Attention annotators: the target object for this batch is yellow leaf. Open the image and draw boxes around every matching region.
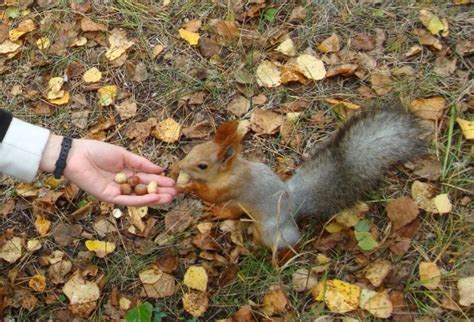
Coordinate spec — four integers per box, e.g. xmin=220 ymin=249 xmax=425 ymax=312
xmin=83 ymin=67 xmax=102 ymax=83
xmin=325 ymin=222 xmax=345 ymax=233
xmin=46 ymin=77 xmax=65 ymax=100
xmin=365 ymin=259 xmax=392 ymax=287
xmin=256 ymin=60 xmax=281 ymax=88
xmin=26 ymin=239 xmax=42 ymax=252
xmin=105 ymin=29 xmax=134 ymax=61
xmin=29 ymin=274 xmax=46 ymax=292
xmin=419 ymin=261 xmax=441 ymax=290
xmin=364 ymin=291 xmax=393 ymax=318
xmin=154 ymin=118 xmax=181 ymax=143
xmin=139 ymin=268 xmax=163 ymax=284
xmin=36 ymin=37 xmax=50 ymax=50
xmin=419 ymin=10 xmax=448 ymax=37
xmin=275 ymin=38 xmax=296 ymax=56
xmin=295 ymin=54 xmax=326 ymax=80
xmin=326 ymin=98 xmax=361 ymax=111
xmin=44 ymin=176 xmax=64 ymax=189
xmin=178 ymin=28 xmax=200 ymax=45
xmin=0 ymin=40 xmax=22 ymax=54
xmin=49 ymin=91 xmax=70 ymax=105
xmin=410 ymin=96 xmax=447 ymax=120
xmin=262 ymin=285 xmax=288 ymax=316
xmin=433 ymin=193 xmax=452 ymax=214
xmin=312 ymin=280 xmax=360 ymax=313
xmin=457 ymin=118 xmax=474 ymax=140
xmin=0 ymin=237 xmax=24 ymax=264
xmin=182 ymin=291 xmax=208 ymax=317
xmin=72 ymin=36 xmax=87 ymax=47
xmin=16 ymin=182 xmax=39 ymax=197
xmin=317 ymin=33 xmax=341 ymax=53
xmin=34 ymin=216 xmax=51 ymax=237
xmin=458 ymin=276 xmax=474 ymax=306
xmin=98 ymin=85 xmax=117 ymax=106
xmin=183 ymin=266 xmax=208 ymax=291
xmin=85 ymin=240 xmax=116 ymax=258
xmin=9 ymin=19 xmax=36 ymax=41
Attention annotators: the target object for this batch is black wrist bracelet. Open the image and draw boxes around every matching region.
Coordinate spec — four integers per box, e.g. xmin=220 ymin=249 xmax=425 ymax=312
xmin=53 ymin=137 xmax=73 ymax=179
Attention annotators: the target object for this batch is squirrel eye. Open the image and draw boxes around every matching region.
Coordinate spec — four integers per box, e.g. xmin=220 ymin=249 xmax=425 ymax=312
xmin=198 ymin=163 xmax=208 ymax=170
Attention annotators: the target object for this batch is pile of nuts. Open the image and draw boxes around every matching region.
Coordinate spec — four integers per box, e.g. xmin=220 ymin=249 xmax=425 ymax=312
xmin=114 ymin=172 xmax=158 ymax=195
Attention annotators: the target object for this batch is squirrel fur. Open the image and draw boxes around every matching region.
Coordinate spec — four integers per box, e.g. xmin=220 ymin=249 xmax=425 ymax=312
xmin=174 ymin=108 xmax=426 ymax=250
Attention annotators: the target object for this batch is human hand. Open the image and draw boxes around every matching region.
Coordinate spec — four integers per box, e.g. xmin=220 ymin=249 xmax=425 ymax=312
xmin=40 ymin=135 xmax=176 ymax=206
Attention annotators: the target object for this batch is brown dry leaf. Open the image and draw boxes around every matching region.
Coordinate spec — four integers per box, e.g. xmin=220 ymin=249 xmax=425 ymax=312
xmin=390 ymin=236 xmax=412 ymax=256
xmin=326 ymin=64 xmax=358 ymax=78
xmin=419 ymin=261 xmax=441 ymax=290
xmin=125 ymin=61 xmax=148 ymax=82
xmin=116 ymin=98 xmax=137 ymax=120
xmin=0 ymin=237 xmax=24 ymax=263
xmin=256 ymin=60 xmax=281 ymax=88
xmin=178 ymin=28 xmax=200 ymax=46
xmin=29 ymin=274 xmax=46 ymax=292
xmin=413 ymin=156 xmax=441 ymax=181
xmin=85 ymin=240 xmax=116 ymax=258
xmin=458 ymin=276 xmax=474 ymax=306
xmin=434 ymin=57 xmax=457 ymax=77
xmin=351 ymin=33 xmax=376 ymax=51
xmin=326 ymin=98 xmax=361 ymax=111
xmin=141 ymin=270 xmax=176 ymax=298
xmin=410 ymin=96 xmax=447 ymax=120
xmin=164 ymin=204 xmax=194 ymax=233
xmin=312 ymin=279 xmax=360 ymax=313
xmin=0 ymin=199 xmax=15 ymax=216
xmin=411 ymin=180 xmax=437 ymax=213
xmin=295 ymin=54 xmax=326 ymax=80
xmin=80 ymin=17 xmax=107 ymax=32
xmin=457 ymin=118 xmax=474 ymax=140
xmin=289 ymin=5 xmax=306 ymax=21
xmin=183 ymin=266 xmax=208 ymax=292
xmin=233 ymin=305 xmax=255 ymax=322
xmin=405 ymin=45 xmax=423 ymax=58
xmin=63 ymin=272 xmax=100 ymax=305
xmin=215 ymin=20 xmax=240 ymax=39
xmin=182 ymin=291 xmax=208 ymax=317
xmin=250 ymin=108 xmax=284 ymax=135
xmin=188 ymin=91 xmax=206 ymax=105
xmin=280 ymin=65 xmax=309 ymax=85
xmin=370 ymin=68 xmax=392 ymax=96
xmin=83 ymin=67 xmax=102 ymax=83
xmin=139 ymin=267 xmax=163 ymax=284
xmin=456 ymin=39 xmax=474 ymax=56
xmin=365 ymin=259 xmax=392 ymax=287
xmin=16 ymin=183 xmax=39 ymax=197
xmin=0 ymin=23 xmax=8 ymax=43
xmin=292 ymin=268 xmax=318 ymax=292
xmin=70 ymin=0 xmax=92 ymax=13
xmin=182 ymin=121 xmax=212 ymax=139
xmin=34 ymin=216 xmax=51 ymax=237
xmin=9 ymin=19 xmax=36 ymax=42
xmin=415 ymin=29 xmax=442 ymax=51
xmin=317 ymin=34 xmax=341 ymax=53
xmin=275 ymin=38 xmax=296 ymax=56
xmin=48 ymin=260 xmax=73 ymax=284
xmin=183 ymin=19 xmax=201 ymax=33
xmin=386 ymin=197 xmax=420 ymax=230
xmin=156 ymin=253 xmax=179 ymax=273
xmin=419 ymin=10 xmax=448 ymax=37
xmin=227 ymin=95 xmax=250 ymax=117
xmin=154 ymin=118 xmax=181 ymax=143
xmin=97 ymin=85 xmax=117 ymax=106
xmin=126 ymin=118 xmax=155 ymax=142
xmin=364 ymin=291 xmax=393 ymax=319
xmin=0 ymin=40 xmax=22 ymax=54
xmin=199 ymin=37 xmax=220 ymax=57
xmin=219 ymin=220 xmax=244 ymax=246
xmin=105 ymin=29 xmax=134 ymax=61
xmin=93 ymin=218 xmax=116 ymax=238
xmin=262 ymin=285 xmax=288 ymax=316
xmin=152 ymin=44 xmax=164 ymax=58
xmin=51 ymin=222 xmax=82 ymax=246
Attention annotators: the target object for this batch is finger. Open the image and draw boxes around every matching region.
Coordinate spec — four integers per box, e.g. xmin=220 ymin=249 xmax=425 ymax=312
xmin=157 ymin=187 xmax=177 ymax=196
xmin=124 ymin=151 xmax=163 ymax=174
xmin=112 ymin=193 xmax=174 ymax=207
xmin=134 ymin=173 xmax=176 ymax=187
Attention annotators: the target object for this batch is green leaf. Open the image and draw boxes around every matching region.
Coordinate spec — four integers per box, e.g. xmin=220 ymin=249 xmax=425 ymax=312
xmin=152 ymin=307 xmax=167 ymax=322
xmin=354 ymin=219 xmax=370 ymax=232
xmin=5 ymin=7 xmax=21 ymax=19
xmin=355 ymin=231 xmax=378 ymax=251
xmin=126 ymin=302 xmax=153 ymax=322
xmin=263 ymin=8 xmax=278 ymax=22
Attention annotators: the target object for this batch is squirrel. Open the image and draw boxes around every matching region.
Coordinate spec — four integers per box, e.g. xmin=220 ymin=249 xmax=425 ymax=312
xmin=173 ymin=107 xmax=426 ymax=250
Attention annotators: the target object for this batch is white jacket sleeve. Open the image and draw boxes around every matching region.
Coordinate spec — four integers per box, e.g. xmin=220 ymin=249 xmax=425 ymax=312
xmin=0 ymin=118 xmax=50 ymax=182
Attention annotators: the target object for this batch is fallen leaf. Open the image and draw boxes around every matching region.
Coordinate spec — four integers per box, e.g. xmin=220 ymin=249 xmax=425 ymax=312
xmin=116 ymin=98 xmax=137 ymax=120
xmin=233 ymin=305 xmax=255 ymax=322
xmin=105 ymin=28 xmax=134 ymax=61
xmin=250 ymin=108 xmax=284 ymax=135
xmin=434 ymin=57 xmax=457 ymax=77
xmin=126 ymin=118 xmax=155 ymax=142
xmin=292 ymin=268 xmax=318 ymax=292
xmin=457 ymin=118 xmax=474 ymax=139
xmin=97 ymin=85 xmax=117 ymax=106
xmin=215 ymin=20 xmax=240 ymax=39
xmin=179 ymin=28 xmax=200 ymax=46
xmin=457 ymin=276 xmax=474 ymax=306
xmin=295 ymin=54 xmax=326 ymax=80
xmin=219 ymin=220 xmax=244 ymax=246
xmin=0 ymin=237 xmax=23 ymax=263
xmin=354 ymin=219 xmax=378 ymax=251
xmin=46 ymin=77 xmax=65 ymax=100
xmin=182 ymin=120 xmax=212 ymax=139
xmin=312 ymin=279 xmax=360 ymax=313
xmin=256 ymin=60 xmax=281 ymax=88
xmin=0 ymin=40 xmax=22 ymax=54
xmin=275 ymin=38 xmax=296 ymax=56
xmin=386 ymin=197 xmax=420 ymax=230
xmin=93 ymin=218 xmax=116 ymax=238
xmin=125 ymin=61 xmax=148 ymax=82
xmin=433 ymin=193 xmax=452 ymax=214
xmin=36 ymin=37 xmax=50 ymax=50
xmin=154 ymin=118 xmax=181 ymax=143
xmin=141 ymin=270 xmax=176 ymax=298
xmin=164 ymin=204 xmax=194 ymax=233
xmin=351 ymin=33 xmax=376 ymax=51
xmin=29 ymin=274 xmax=46 ymax=292
xmin=198 ymin=37 xmax=219 ymax=57
xmin=183 ymin=266 xmax=208 ymax=292
xmin=413 ymin=156 xmax=441 ymax=181
xmin=365 ymin=259 xmax=392 ymax=287
xmin=262 ymin=285 xmax=288 ymax=316
xmin=419 ymin=261 xmax=441 ymax=290
xmin=227 ymin=95 xmax=250 ymax=117
xmin=289 ymin=5 xmax=306 ymax=21
xmin=416 ymin=28 xmax=442 ymax=51
xmin=182 ymin=291 xmax=208 ymax=317
xmin=9 ymin=19 xmax=36 ymax=41
xmin=326 ymin=98 xmax=361 ymax=111
xmin=51 ymin=222 xmax=82 ymax=246
xmin=62 ymin=272 xmax=100 ymax=305
xmin=85 ymin=240 xmax=116 ymax=258
xmin=83 ymin=67 xmax=102 ymax=83
xmin=405 ymin=45 xmax=423 ymax=57
xmin=70 ymin=0 xmax=92 ymax=13
xmin=419 ymin=10 xmax=448 ymax=37
xmin=49 ymin=91 xmax=70 ymax=105
xmin=317 ymin=34 xmax=341 ymax=53
xmin=48 ymin=259 xmax=72 ymax=284
xmin=365 ymin=291 xmax=393 ymax=318
xmin=27 ymin=239 xmax=42 ymax=252
xmin=455 ymin=39 xmax=474 ymax=56
xmin=156 ymin=252 xmax=179 ymax=273
xmin=16 ymin=183 xmax=39 ymax=197
xmin=326 ymin=64 xmax=358 ymax=78
xmin=139 ymin=268 xmax=163 ymax=284
xmin=34 ymin=216 xmax=51 ymax=237
xmin=280 ymin=64 xmax=309 ymax=84
xmin=410 ymin=96 xmax=447 ymax=120
xmin=152 ymin=44 xmax=164 ymax=58
xmin=183 ymin=19 xmax=201 ymax=32
xmin=370 ymin=68 xmax=392 ymax=96
xmin=80 ymin=16 xmax=107 ymax=32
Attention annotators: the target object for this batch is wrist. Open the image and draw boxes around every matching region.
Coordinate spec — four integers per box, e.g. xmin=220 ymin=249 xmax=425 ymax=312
xmin=39 ymin=134 xmax=64 ymax=173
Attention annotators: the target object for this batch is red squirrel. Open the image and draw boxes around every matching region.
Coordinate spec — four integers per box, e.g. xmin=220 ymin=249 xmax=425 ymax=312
xmin=173 ymin=108 xmax=426 ymax=250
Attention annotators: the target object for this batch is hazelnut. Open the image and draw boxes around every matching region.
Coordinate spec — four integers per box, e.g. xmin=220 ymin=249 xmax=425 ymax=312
xmin=120 ymin=183 xmax=132 ymax=195
xmin=114 ymin=172 xmax=127 ymax=184
xmin=147 ymin=181 xmax=158 ymax=194
xmin=134 ymin=184 xmax=147 ymax=196
xmin=127 ymin=175 xmax=140 ymax=187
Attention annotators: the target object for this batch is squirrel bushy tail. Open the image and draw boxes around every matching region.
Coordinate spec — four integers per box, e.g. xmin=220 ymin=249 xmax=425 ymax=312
xmin=287 ymin=108 xmax=426 ymax=219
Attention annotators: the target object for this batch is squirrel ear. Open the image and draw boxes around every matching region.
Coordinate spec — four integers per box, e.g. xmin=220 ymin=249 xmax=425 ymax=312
xmin=214 ymin=121 xmax=240 ymax=145
xmin=219 ymin=145 xmax=235 ymax=164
